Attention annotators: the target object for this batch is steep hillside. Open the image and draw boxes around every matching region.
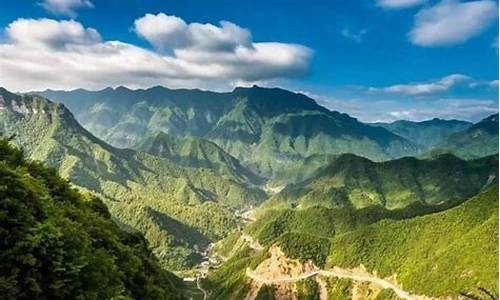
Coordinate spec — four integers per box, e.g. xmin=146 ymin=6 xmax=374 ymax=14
xmin=0 ymin=138 xmax=185 ymax=299
xmin=136 ymin=131 xmax=263 ymax=186
xmin=264 ymin=153 xmax=497 ymax=210
xmin=373 ymin=118 xmax=472 ymax=150
xmin=431 ymin=113 xmax=499 ymax=159
xmin=328 ymin=186 xmax=499 ymax=297
xmin=207 ymin=187 xmax=498 ymax=299
xmin=40 ymin=86 xmax=418 ymax=178
xmin=0 ymin=87 xmax=265 ymax=270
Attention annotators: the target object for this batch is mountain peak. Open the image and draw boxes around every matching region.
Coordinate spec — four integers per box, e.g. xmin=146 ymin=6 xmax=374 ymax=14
xmin=482 ymin=113 xmax=499 ymax=123
xmin=0 ymin=87 xmax=20 ymax=100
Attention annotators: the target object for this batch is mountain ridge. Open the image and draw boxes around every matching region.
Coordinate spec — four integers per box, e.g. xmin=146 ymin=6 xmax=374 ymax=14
xmin=39 ymin=85 xmax=419 ymax=178
xmin=372 ymin=118 xmax=473 ymax=150
xmin=0 ymin=87 xmax=266 ymax=270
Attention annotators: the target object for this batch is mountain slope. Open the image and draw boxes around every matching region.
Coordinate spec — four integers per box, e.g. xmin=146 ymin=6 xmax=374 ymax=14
xmin=40 ymin=86 xmax=418 ymax=178
xmin=328 ymin=186 xmax=499 ymax=297
xmin=136 ymin=131 xmax=264 ymax=186
xmin=0 ymin=138 xmax=185 ymax=299
xmin=431 ymin=113 xmax=499 ymax=159
xmin=207 ymin=186 xmax=498 ymax=299
xmin=373 ymin=118 xmax=472 ymax=150
xmin=264 ymin=153 xmax=497 ymax=210
xmin=0 ymin=87 xmax=265 ymax=270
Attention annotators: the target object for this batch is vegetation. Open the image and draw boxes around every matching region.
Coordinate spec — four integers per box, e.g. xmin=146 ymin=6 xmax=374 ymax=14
xmin=324 ymin=277 xmax=352 ymax=300
xmin=213 ymin=184 xmax=498 ymax=298
xmin=136 ymin=131 xmax=264 ymax=186
xmin=0 ymin=87 xmax=265 ymax=270
xmin=430 ymin=113 xmax=499 ymax=159
xmin=255 ymin=285 xmax=276 ymax=300
xmin=266 ymin=153 xmax=497 ymax=210
xmin=373 ymin=118 xmax=471 ymax=150
xmin=40 ymin=85 xmax=418 ymax=178
xmin=276 ymin=232 xmax=331 ymax=267
xmin=296 ymin=278 xmax=319 ymax=299
xmin=1 ymin=85 xmax=496 ymax=299
xmin=0 ymin=137 xmax=185 ymax=299
xmin=204 ymin=247 xmax=269 ymax=299
xmin=328 ymin=186 xmax=499 ymax=297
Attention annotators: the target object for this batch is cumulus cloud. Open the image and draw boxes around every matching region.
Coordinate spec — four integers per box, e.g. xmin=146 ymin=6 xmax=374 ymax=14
xmin=6 ymin=18 xmax=101 ymax=49
xmin=0 ymin=16 xmax=313 ymax=91
xmin=369 ymin=74 xmax=471 ymax=95
xmin=134 ymin=13 xmax=252 ymax=52
xmin=39 ymin=0 xmax=94 ymax=18
xmin=340 ymin=28 xmax=368 ymax=43
xmin=377 ymin=0 xmax=427 ymax=9
xmin=409 ymin=0 xmax=498 ymax=47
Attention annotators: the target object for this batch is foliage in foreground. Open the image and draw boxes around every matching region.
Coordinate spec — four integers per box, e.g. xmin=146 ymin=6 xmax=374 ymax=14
xmin=0 ymin=138 xmax=185 ymax=300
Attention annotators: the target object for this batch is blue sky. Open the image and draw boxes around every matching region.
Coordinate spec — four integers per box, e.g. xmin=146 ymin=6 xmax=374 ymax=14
xmin=0 ymin=0 xmax=498 ymax=122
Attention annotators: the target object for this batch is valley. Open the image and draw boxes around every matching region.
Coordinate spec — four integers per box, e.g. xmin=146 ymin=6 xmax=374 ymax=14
xmin=0 ymin=1 xmax=498 ymax=299
xmin=0 ymin=85 xmax=498 ymax=300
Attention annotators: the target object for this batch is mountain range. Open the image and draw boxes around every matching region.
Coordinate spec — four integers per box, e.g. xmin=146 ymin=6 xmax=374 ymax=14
xmin=0 ymin=84 xmax=498 ymax=299
xmin=430 ymin=113 xmax=499 ymax=159
xmin=40 ymin=86 xmax=419 ymax=178
xmin=0 ymin=87 xmax=266 ymax=270
xmin=372 ymin=118 xmax=472 ymax=150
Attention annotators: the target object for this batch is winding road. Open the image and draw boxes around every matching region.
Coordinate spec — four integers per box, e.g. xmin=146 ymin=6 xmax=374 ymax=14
xmin=196 ymin=276 xmax=208 ymax=300
xmin=240 ymin=231 xmax=425 ymax=300
xmin=245 ymin=267 xmax=422 ymax=300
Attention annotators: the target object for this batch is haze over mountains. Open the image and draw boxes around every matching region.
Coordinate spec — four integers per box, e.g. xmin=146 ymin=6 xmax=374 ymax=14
xmin=1 ymin=85 xmax=498 ymax=299
xmin=40 ymin=86 xmax=419 ymax=178
xmin=1 ymin=0 xmax=498 ymax=298
xmin=372 ymin=118 xmax=472 ymax=150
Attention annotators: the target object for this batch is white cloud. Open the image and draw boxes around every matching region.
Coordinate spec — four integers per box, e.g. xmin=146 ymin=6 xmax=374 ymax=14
xmin=369 ymin=74 xmax=471 ymax=95
xmin=468 ymin=79 xmax=499 ymax=88
xmin=134 ymin=13 xmax=254 ymax=53
xmin=341 ymin=28 xmax=368 ymax=43
xmin=133 ymin=13 xmax=190 ymax=50
xmin=410 ymin=0 xmax=498 ymax=47
xmin=321 ymin=95 xmax=496 ymax=123
xmin=377 ymin=0 xmax=427 ymax=9
xmin=388 ymin=98 xmax=498 ymax=121
xmin=39 ymin=0 xmax=94 ymax=18
xmin=6 ymin=18 xmax=101 ymax=49
xmin=0 ymin=17 xmax=313 ymax=92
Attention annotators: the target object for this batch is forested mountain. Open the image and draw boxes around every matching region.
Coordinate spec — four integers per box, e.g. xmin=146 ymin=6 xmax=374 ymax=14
xmin=40 ymin=86 xmax=418 ymax=178
xmin=136 ymin=131 xmax=263 ymax=186
xmin=0 ymin=138 xmax=185 ymax=299
xmin=263 ymin=153 xmax=497 ymax=210
xmin=430 ymin=113 xmax=499 ymax=159
xmin=373 ymin=118 xmax=472 ymax=150
xmin=2 ymin=85 xmax=497 ymax=299
xmin=0 ymin=87 xmax=265 ymax=270
xmin=328 ymin=186 xmax=499 ymax=298
xmin=207 ymin=186 xmax=498 ymax=299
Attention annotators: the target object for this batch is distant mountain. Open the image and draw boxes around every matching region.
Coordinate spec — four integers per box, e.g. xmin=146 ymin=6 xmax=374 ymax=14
xmin=430 ymin=113 xmax=499 ymax=159
xmin=40 ymin=86 xmax=418 ymax=178
xmin=0 ymin=87 xmax=266 ymax=270
xmin=0 ymin=138 xmax=185 ymax=299
xmin=373 ymin=118 xmax=472 ymax=150
xmin=264 ymin=153 xmax=497 ymax=210
xmin=136 ymin=131 xmax=264 ymax=186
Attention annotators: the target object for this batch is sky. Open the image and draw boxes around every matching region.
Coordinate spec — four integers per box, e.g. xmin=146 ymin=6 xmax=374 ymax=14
xmin=0 ymin=0 xmax=498 ymax=122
